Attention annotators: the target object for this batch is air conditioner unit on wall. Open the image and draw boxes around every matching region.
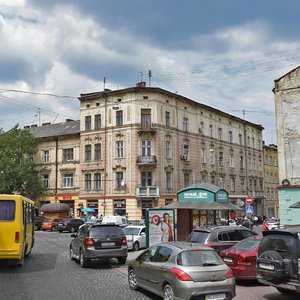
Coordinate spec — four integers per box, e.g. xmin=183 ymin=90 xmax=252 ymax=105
xmin=181 ymin=154 xmax=188 ymax=161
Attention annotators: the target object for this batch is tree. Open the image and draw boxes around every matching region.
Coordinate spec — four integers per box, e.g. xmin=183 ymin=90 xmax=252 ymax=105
xmin=0 ymin=125 xmax=45 ymax=199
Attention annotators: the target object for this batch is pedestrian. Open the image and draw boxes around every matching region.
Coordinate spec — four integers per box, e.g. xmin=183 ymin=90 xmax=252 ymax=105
xmin=82 ymin=214 xmax=87 ymax=222
xmin=253 ymin=215 xmax=258 ymax=226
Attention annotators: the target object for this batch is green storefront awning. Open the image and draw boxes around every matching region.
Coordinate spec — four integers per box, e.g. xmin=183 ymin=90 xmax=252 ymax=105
xmin=162 ymin=201 xmax=243 ymax=211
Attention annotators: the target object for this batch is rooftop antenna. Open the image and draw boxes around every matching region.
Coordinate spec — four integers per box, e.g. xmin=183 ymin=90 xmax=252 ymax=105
xmin=148 ymin=70 xmax=152 ymax=87
xmin=103 ymin=77 xmax=106 ymax=90
xmin=140 ymin=72 xmax=143 ymax=82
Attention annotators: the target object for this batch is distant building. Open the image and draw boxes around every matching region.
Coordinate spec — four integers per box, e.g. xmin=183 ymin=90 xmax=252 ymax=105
xmin=263 ymin=143 xmax=279 ymax=218
xmin=274 ymin=66 xmax=300 ymax=224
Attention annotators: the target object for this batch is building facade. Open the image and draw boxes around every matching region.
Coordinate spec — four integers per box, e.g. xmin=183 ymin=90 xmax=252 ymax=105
xmin=263 ymin=143 xmax=279 ymax=218
xmin=274 ymin=66 xmax=300 ymax=224
xmin=78 ymin=83 xmax=265 ymax=221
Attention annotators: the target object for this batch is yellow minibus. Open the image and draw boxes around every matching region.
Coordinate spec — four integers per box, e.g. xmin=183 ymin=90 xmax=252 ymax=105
xmin=0 ymin=194 xmax=35 ymax=266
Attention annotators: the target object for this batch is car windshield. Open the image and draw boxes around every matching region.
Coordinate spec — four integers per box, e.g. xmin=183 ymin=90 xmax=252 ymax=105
xmin=233 ymin=238 xmax=261 ymax=251
xmin=178 ymin=250 xmax=223 ymax=267
xmin=90 ymin=226 xmax=123 ymax=238
xmin=44 ymin=218 xmax=52 ymax=222
xmin=186 ymin=231 xmax=209 ymax=243
xmin=122 ymin=227 xmax=140 ymax=235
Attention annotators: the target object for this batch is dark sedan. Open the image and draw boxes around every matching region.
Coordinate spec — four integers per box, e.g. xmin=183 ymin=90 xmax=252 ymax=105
xmin=56 ymin=218 xmax=84 ymax=233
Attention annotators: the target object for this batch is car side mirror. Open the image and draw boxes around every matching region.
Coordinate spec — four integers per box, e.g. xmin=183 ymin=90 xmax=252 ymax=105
xmin=140 ymin=232 xmax=146 ymax=236
xmin=71 ymin=233 xmax=78 ymax=238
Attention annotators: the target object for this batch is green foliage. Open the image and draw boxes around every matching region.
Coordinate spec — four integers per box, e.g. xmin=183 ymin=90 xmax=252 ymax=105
xmin=0 ymin=126 xmax=45 ymax=198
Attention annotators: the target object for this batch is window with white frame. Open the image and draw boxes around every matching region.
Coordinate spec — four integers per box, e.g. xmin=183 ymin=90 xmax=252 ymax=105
xmin=116 ymin=141 xmax=124 ymax=158
xmin=63 ymin=148 xmax=74 ymax=162
xmin=209 ymin=149 xmax=215 ymax=164
xmin=218 ymin=127 xmax=223 ymax=140
xmin=200 ymin=147 xmax=206 ymax=163
xmin=63 ymin=174 xmax=74 ymax=188
xmin=165 ymin=140 xmax=171 ymax=158
xmin=183 ymin=117 xmax=188 ymax=131
xmin=43 ymin=150 xmax=50 ymax=163
xmin=218 ymin=151 xmax=224 ymax=167
xmin=85 ymin=173 xmax=92 ymax=190
xmin=116 ymin=171 xmax=124 ymax=189
xmin=166 ymin=171 xmax=172 ymax=189
xmin=230 ymin=177 xmax=236 ymax=192
xmin=229 ymin=153 xmax=234 ymax=167
xmin=43 ymin=174 xmax=49 ymax=187
xmin=141 ymin=140 xmax=152 ymax=157
xmin=94 ymin=143 xmax=101 ymax=160
xmin=94 ymin=173 xmax=101 ymax=190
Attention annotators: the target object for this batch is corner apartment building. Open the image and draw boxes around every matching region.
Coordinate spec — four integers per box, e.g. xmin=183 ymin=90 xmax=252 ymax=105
xmin=30 ymin=120 xmax=81 ymax=217
xmin=263 ymin=143 xmax=279 ymax=218
xmin=78 ymin=82 xmax=264 ymax=221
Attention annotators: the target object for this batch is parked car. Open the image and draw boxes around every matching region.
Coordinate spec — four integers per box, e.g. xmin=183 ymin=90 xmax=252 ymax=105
xmin=34 ymin=216 xmax=46 ymax=230
xmin=101 ymin=215 xmax=129 ymax=227
xmin=41 ymin=218 xmax=61 ymax=231
xmin=219 ymin=235 xmax=262 ymax=280
xmin=69 ymin=223 xmax=128 ymax=268
xmin=56 ymin=218 xmax=84 ymax=233
xmin=128 ymin=241 xmax=236 ymax=300
xmin=186 ymin=225 xmax=258 ymax=254
xmin=257 ymin=226 xmax=300 ymax=295
xmin=262 ymin=218 xmax=280 ymax=231
xmin=122 ymin=225 xmax=146 ymax=251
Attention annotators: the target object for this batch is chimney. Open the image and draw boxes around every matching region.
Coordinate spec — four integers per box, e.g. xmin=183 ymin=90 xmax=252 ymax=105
xmin=42 ymin=122 xmax=51 ymax=126
xmin=136 ymin=81 xmax=146 ymax=88
xmin=23 ymin=125 xmax=30 ymax=129
xmin=66 ymin=119 xmax=74 ymax=122
xmin=31 ymin=124 xmax=38 ymax=128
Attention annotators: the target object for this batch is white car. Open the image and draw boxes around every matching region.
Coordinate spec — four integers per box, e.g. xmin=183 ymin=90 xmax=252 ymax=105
xmin=122 ymin=225 xmax=146 ymax=251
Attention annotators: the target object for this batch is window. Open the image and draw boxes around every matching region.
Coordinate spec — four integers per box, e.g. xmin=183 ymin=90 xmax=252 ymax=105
xmin=183 ymin=117 xmax=188 ymax=131
xmin=63 ymin=148 xmax=74 ymax=162
xmin=228 ymin=131 xmax=233 ymax=143
xmin=209 ymin=124 xmax=213 ymax=138
xmin=156 ymin=246 xmax=173 ymax=263
xmin=43 ymin=174 xmax=49 ymax=187
xmin=141 ymin=109 xmax=151 ymax=129
xmin=116 ymin=110 xmax=123 ymax=126
xmin=218 ymin=127 xmax=223 ymax=140
xmin=141 ymin=140 xmax=152 ymax=156
xmin=85 ymin=173 xmax=92 ymax=190
xmin=184 ymin=172 xmax=190 ymax=187
xmin=116 ymin=141 xmax=124 ymax=158
xmin=95 ymin=114 xmax=101 ymax=129
xmin=141 ymin=171 xmax=152 ymax=186
xmin=239 ymin=134 xmax=243 ymax=145
xmin=252 ymin=137 xmax=255 ymax=148
xmin=219 ymin=177 xmax=224 ymax=188
xmin=85 ymin=145 xmax=92 ymax=161
xmin=165 ymin=140 xmax=171 ymax=158
xmin=183 ymin=144 xmax=189 ymax=158
xmin=43 ymin=150 xmax=50 ymax=163
xmin=63 ymin=174 xmax=74 ymax=188
xmin=200 ymin=148 xmax=206 ymax=163
xmin=199 ymin=121 xmax=204 ymax=135
xmin=240 ymin=156 xmax=244 ymax=168
xmin=116 ymin=172 xmax=124 ymax=189
xmin=85 ymin=115 xmax=91 ymax=130
xmin=166 ymin=171 xmax=172 ymax=189
xmin=0 ymin=200 xmax=15 ymax=221
xmin=165 ymin=111 xmax=170 ymax=127
xmin=230 ymin=177 xmax=236 ymax=192
xmin=94 ymin=173 xmax=101 ymax=190
xmin=218 ymin=151 xmax=224 ymax=167
xmin=210 ymin=149 xmax=215 ymax=165
xmin=94 ymin=143 xmax=101 ymax=160
xmin=229 ymin=153 xmax=234 ymax=167
xmin=247 ymin=136 xmax=250 ymax=147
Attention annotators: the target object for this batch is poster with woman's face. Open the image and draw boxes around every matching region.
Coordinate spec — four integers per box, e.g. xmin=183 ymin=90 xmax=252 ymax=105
xmin=147 ymin=209 xmax=174 ymax=247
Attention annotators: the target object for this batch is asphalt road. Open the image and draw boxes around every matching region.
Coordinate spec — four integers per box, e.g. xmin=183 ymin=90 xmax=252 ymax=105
xmin=0 ymin=230 xmax=296 ymax=300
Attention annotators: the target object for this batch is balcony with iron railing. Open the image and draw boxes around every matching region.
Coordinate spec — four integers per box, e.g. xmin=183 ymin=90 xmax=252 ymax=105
xmin=136 ymin=155 xmax=157 ymax=168
xmin=136 ymin=186 xmax=160 ymax=199
xmin=137 ymin=122 xmax=156 ymax=136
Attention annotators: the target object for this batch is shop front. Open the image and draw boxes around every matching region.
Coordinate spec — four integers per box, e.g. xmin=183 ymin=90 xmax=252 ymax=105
xmin=163 ymin=183 xmax=242 ymax=241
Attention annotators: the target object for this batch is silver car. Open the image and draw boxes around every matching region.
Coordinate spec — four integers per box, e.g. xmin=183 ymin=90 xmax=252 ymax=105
xmin=128 ymin=242 xmax=236 ymax=300
xmin=122 ymin=225 xmax=146 ymax=251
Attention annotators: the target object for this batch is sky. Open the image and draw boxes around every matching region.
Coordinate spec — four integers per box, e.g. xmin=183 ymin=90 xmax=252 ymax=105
xmin=0 ymin=0 xmax=300 ymax=145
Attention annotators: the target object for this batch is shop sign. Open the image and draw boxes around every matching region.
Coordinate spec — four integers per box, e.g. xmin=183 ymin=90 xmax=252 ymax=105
xmin=216 ymin=190 xmax=228 ymax=203
xmin=87 ymin=201 xmax=98 ymax=208
xmin=113 ymin=200 xmax=126 ymax=208
xmin=178 ymin=189 xmax=214 ymax=202
xmin=63 ymin=194 xmax=72 ymax=200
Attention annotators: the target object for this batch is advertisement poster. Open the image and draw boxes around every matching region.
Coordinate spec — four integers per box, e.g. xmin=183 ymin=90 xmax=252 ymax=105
xmin=146 ymin=209 xmax=175 ymax=247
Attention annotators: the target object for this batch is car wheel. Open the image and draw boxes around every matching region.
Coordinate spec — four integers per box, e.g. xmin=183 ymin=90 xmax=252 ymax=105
xmin=70 ymin=227 xmax=75 ymax=233
xmin=276 ymin=288 xmax=297 ymax=295
xmin=163 ymin=283 xmax=174 ymax=300
xmin=69 ymin=246 xmax=75 ymax=261
xmin=128 ymin=269 xmax=139 ymax=290
xmin=79 ymin=249 xmax=88 ymax=268
xmin=133 ymin=241 xmax=140 ymax=251
xmin=118 ymin=257 xmax=127 ymax=264
xmin=51 ymin=227 xmax=55 ymax=232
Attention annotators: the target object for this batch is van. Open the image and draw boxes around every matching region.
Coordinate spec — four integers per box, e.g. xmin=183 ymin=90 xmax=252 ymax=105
xmin=101 ymin=215 xmax=129 ymax=227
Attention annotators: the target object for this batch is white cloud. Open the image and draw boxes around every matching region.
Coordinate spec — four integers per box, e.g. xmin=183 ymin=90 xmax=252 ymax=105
xmin=0 ymin=0 xmax=25 ymax=7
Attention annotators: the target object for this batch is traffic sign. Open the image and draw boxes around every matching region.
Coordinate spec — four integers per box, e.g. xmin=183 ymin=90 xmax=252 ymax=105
xmin=246 ymin=205 xmax=253 ymax=215
xmin=246 ymin=196 xmax=253 ymax=205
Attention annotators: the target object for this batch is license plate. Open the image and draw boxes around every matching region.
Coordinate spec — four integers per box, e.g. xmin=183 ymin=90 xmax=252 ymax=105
xmin=259 ymin=263 xmax=275 ymax=270
xmin=102 ymin=242 xmax=115 ymax=247
xmin=223 ymin=257 xmax=233 ymax=263
xmin=205 ymin=293 xmax=226 ymax=300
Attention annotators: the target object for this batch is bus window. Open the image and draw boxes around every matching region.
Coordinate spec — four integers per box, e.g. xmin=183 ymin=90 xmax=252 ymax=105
xmin=0 ymin=200 xmax=15 ymax=221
